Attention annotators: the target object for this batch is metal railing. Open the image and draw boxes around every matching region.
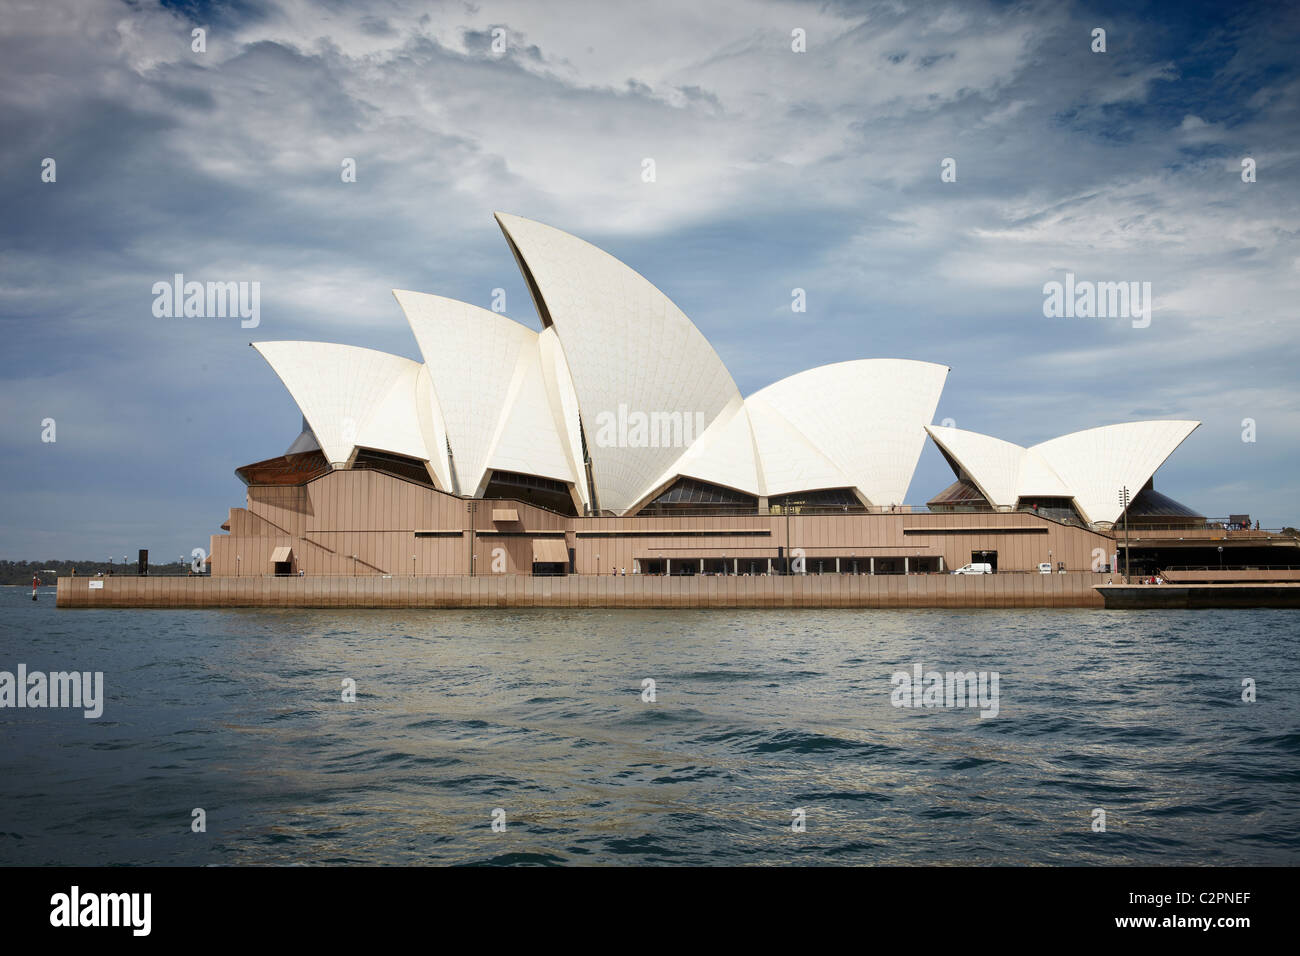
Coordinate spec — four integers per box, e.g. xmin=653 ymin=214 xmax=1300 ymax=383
xmin=1162 ymin=564 xmax=1300 ymax=572
xmin=595 ymin=505 xmax=938 ymax=519
xmin=1120 ymin=525 xmax=1295 ymax=536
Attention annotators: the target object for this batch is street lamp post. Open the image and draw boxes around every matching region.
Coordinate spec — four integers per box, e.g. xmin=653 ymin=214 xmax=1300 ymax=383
xmin=1218 ymin=545 xmax=1224 ymax=570
xmin=466 ymin=501 xmax=476 ymax=576
xmin=785 ymin=503 xmax=792 ymax=575
xmin=1118 ymin=487 xmax=1131 ymax=582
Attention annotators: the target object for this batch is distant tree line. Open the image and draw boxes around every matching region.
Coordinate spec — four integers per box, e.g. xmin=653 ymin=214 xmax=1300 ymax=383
xmin=1 ymin=559 xmax=192 ymax=586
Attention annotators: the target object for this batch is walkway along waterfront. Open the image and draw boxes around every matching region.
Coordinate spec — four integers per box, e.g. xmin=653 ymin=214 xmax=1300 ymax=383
xmin=58 ymin=572 xmax=1112 ymax=609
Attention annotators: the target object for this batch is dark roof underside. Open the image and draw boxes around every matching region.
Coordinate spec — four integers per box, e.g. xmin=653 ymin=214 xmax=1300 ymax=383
xmin=927 ymin=478 xmax=990 ymax=508
xmin=1127 ymin=486 xmax=1203 ymax=519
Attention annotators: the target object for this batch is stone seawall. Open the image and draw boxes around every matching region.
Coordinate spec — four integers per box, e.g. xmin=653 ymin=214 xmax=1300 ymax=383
xmin=57 ymin=573 xmax=1109 ymax=609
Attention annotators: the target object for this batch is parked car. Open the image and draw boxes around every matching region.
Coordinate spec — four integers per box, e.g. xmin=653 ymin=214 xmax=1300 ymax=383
xmin=1037 ymin=562 xmax=1052 ymax=574
xmin=952 ymin=562 xmax=993 ymax=575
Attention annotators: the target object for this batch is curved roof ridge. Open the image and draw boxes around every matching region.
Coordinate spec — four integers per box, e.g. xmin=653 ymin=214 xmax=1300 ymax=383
xmin=493 ymin=212 xmax=742 ymax=513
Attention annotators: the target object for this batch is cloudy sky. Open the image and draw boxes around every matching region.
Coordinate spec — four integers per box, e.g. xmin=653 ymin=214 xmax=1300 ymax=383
xmin=2 ymin=0 xmax=1297 ymax=561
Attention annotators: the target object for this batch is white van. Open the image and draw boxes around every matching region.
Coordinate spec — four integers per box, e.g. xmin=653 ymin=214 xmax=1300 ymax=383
xmin=952 ymin=562 xmax=993 ymax=575
xmin=1037 ymin=562 xmax=1052 ymax=574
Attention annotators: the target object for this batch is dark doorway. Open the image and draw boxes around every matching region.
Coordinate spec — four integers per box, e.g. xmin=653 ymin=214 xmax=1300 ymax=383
xmin=972 ymin=550 xmax=998 ymax=572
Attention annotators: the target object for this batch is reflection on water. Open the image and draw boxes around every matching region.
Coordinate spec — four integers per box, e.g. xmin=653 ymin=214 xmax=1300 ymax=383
xmin=1 ymin=590 xmax=1297 ymax=865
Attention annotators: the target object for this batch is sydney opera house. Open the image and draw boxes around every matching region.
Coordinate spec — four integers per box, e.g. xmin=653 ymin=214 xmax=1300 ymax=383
xmin=205 ymin=212 xmax=1256 ymax=583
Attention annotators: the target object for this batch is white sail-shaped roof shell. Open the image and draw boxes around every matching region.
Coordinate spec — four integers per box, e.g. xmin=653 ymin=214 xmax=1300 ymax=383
xmin=926 ymin=420 xmax=1200 ymax=525
xmin=1032 ymin=420 xmax=1200 ymax=524
xmin=924 ymin=425 xmax=1030 ymax=510
xmin=742 ymin=395 xmax=855 ymax=498
xmin=494 ymin=212 xmax=742 ymax=514
xmin=394 ymin=290 xmax=579 ymax=496
xmin=482 ymin=334 xmax=579 ymax=494
xmin=632 ymin=398 xmax=763 ymax=506
xmin=252 ymin=341 xmax=433 ymax=470
xmin=632 ymin=360 xmax=948 ymax=508
xmin=748 ymin=360 xmax=948 ymax=506
xmin=1016 ymin=448 xmax=1072 ymax=499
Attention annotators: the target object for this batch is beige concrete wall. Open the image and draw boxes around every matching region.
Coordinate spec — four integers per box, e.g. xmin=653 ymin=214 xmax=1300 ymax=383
xmin=58 ymin=571 xmax=1109 ymax=609
xmin=208 ymin=470 xmax=1117 ymax=579
xmin=568 ymin=511 xmax=1112 ymax=576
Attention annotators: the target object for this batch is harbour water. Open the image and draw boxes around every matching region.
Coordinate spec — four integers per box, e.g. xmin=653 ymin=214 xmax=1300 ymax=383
xmin=2 ymin=586 xmax=1297 ymax=865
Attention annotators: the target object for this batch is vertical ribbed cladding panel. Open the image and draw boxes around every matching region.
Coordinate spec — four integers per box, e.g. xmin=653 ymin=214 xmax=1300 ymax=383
xmin=493 ymin=213 xmax=741 ymax=515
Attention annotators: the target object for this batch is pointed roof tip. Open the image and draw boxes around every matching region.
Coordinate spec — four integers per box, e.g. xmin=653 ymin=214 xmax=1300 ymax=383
xmin=493 ymin=211 xmax=520 ymax=240
xmin=495 ymin=211 xmax=548 ymax=233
